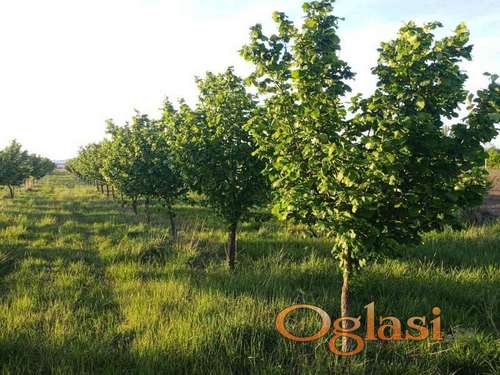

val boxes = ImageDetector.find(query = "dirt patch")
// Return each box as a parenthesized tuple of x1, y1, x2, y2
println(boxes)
(481, 169, 500, 217)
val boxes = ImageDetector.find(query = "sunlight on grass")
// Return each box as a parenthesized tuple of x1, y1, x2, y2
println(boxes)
(0, 172, 498, 374)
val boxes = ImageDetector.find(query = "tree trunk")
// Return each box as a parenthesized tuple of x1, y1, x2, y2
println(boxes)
(132, 199, 138, 215)
(111, 186, 115, 199)
(341, 258, 352, 353)
(226, 222, 237, 270)
(168, 208, 177, 241)
(100, 184, 104, 194)
(105, 184, 110, 197)
(145, 198, 151, 223)
(7, 185, 14, 199)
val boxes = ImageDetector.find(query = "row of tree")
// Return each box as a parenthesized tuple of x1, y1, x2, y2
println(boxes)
(67, 69, 269, 269)
(0, 140, 56, 198)
(68, 0, 499, 352)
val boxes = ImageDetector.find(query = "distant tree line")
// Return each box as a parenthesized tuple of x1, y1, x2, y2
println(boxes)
(66, 0, 499, 354)
(0, 140, 56, 198)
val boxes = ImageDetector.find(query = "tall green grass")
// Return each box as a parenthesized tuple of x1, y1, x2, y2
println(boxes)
(0, 172, 498, 374)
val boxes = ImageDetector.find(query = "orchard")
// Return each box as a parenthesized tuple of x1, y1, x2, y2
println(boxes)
(0, 140, 55, 198)
(20, 0, 499, 359)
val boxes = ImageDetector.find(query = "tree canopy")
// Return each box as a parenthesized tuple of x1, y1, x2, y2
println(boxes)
(241, 0, 499, 352)
(167, 68, 269, 268)
(0, 140, 55, 198)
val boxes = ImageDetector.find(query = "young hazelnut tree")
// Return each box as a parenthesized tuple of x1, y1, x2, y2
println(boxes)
(0, 140, 32, 198)
(102, 113, 185, 235)
(168, 68, 269, 270)
(67, 142, 108, 194)
(241, 0, 498, 352)
(100, 121, 142, 211)
(29, 154, 56, 184)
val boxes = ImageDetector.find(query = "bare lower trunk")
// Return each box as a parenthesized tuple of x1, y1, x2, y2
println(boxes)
(226, 222, 237, 270)
(132, 199, 138, 215)
(8, 185, 14, 199)
(111, 186, 115, 199)
(145, 198, 151, 223)
(341, 258, 352, 353)
(168, 209, 177, 241)
(100, 184, 104, 194)
(105, 184, 110, 197)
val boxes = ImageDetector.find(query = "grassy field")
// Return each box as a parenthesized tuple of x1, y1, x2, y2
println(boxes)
(0, 171, 499, 374)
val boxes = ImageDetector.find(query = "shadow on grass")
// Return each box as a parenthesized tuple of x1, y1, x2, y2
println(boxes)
(0, 247, 20, 294)
(2, 173, 499, 373)
(133, 225, 500, 339)
(0, 331, 140, 374)
(401, 230, 500, 269)
(0, 243, 138, 373)
(1, 186, 137, 372)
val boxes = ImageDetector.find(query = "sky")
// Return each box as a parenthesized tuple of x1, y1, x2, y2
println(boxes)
(0, 0, 499, 160)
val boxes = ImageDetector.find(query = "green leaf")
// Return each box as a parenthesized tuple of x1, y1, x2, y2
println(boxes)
(416, 98, 425, 110)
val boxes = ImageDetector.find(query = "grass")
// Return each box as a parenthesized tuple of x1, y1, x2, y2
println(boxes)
(0, 171, 499, 374)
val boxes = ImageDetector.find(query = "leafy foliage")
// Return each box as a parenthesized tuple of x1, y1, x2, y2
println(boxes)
(241, 0, 362, 269)
(104, 112, 186, 228)
(167, 68, 269, 268)
(169, 68, 268, 224)
(29, 154, 56, 180)
(69, 112, 186, 236)
(67, 142, 107, 188)
(241, 0, 499, 271)
(348, 22, 500, 262)
(0, 140, 54, 198)
(487, 147, 500, 168)
(241, 0, 498, 352)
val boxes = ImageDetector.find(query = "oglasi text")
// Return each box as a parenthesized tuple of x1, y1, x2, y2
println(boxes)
(275, 302, 443, 356)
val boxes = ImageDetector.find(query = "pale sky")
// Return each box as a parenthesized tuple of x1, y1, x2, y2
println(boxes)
(0, 0, 499, 159)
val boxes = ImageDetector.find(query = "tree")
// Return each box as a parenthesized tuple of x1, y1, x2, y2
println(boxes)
(169, 68, 269, 269)
(349, 23, 499, 238)
(0, 140, 32, 198)
(67, 142, 108, 194)
(241, 0, 498, 352)
(101, 113, 186, 236)
(99, 122, 140, 209)
(28, 154, 56, 188)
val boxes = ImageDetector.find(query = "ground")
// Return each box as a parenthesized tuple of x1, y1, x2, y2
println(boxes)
(0, 171, 499, 374)
(482, 169, 500, 217)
